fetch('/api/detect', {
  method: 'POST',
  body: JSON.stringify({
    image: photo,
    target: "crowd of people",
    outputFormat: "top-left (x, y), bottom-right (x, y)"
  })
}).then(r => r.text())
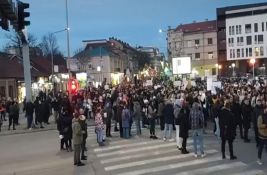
top-left (1, 77), bottom-right (267, 166)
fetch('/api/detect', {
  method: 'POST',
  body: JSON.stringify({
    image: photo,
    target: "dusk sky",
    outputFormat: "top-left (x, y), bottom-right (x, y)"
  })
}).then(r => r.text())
top-left (0, 0), bottom-right (266, 56)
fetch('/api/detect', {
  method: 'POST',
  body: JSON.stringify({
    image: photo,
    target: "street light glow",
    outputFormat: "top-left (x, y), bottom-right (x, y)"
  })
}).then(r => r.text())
top-left (250, 58), bottom-right (256, 64)
top-left (159, 29), bottom-right (163, 33)
top-left (231, 63), bottom-right (235, 68)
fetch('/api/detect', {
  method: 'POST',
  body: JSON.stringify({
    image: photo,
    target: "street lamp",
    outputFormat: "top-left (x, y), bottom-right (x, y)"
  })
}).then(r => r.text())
top-left (250, 58), bottom-right (256, 79)
top-left (231, 63), bottom-right (235, 77)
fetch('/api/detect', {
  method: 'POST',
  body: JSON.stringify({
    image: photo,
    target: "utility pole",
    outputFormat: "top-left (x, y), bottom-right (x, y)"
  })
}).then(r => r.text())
top-left (20, 31), bottom-right (32, 102)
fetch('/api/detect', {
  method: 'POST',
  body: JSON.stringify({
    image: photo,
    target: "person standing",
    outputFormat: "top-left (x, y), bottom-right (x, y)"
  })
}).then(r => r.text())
top-left (148, 100), bottom-right (157, 139)
top-left (178, 104), bottom-right (190, 154)
top-left (8, 101), bottom-right (16, 130)
top-left (117, 101), bottom-right (124, 138)
top-left (133, 98), bottom-right (142, 136)
top-left (231, 96), bottom-right (243, 139)
top-left (95, 106), bottom-right (105, 146)
top-left (174, 100), bottom-right (182, 149)
top-left (34, 97), bottom-right (44, 128)
top-left (241, 98), bottom-right (252, 142)
top-left (253, 99), bottom-right (264, 147)
top-left (122, 102), bottom-right (131, 139)
top-left (52, 96), bottom-right (60, 123)
top-left (157, 98), bottom-right (165, 131)
top-left (257, 106), bottom-right (267, 165)
top-left (79, 109), bottom-right (88, 160)
top-left (25, 100), bottom-right (35, 130)
top-left (219, 100), bottom-right (237, 160)
top-left (104, 101), bottom-right (113, 137)
top-left (190, 102), bottom-right (205, 158)
top-left (163, 100), bottom-right (174, 141)
top-left (72, 113), bottom-right (85, 166)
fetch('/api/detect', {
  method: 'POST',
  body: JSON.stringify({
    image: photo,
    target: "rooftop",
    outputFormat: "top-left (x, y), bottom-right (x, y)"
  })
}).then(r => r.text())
top-left (174, 20), bottom-right (217, 33)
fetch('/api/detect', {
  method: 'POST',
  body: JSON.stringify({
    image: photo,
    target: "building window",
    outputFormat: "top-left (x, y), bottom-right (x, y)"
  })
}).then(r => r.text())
top-left (0, 86), bottom-right (5, 97)
top-left (255, 35), bottom-right (258, 44)
top-left (254, 23), bottom-right (258, 32)
top-left (195, 39), bottom-right (200, 45)
top-left (237, 37), bottom-right (243, 46)
top-left (208, 52), bottom-right (213, 59)
top-left (245, 24), bottom-right (251, 33)
top-left (262, 22), bottom-right (265, 32)
top-left (229, 26), bottom-right (232, 35)
top-left (195, 53), bottom-right (200, 59)
top-left (8, 85), bottom-right (13, 99)
top-left (187, 53), bottom-right (192, 58)
top-left (249, 48), bottom-right (252, 57)
top-left (233, 49), bottom-right (235, 58)
top-left (232, 26), bottom-right (235, 35)
top-left (246, 48), bottom-right (248, 57)
top-left (236, 25), bottom-right (239, 34)
top-left (255, 47), bottom-right (260, 57)
top-left (246, 36), bottom-right (252, 45)
top-left (239, 25), bottom-right (242, 34)
top-left (186, 40), bottom-right (192, 47)
top-left (230, 49), bottom-right (233, 58)
top-left (237, 49), bottom-right (240, 58)
top-left (208, 38), bottom-right (213, 45)
top-left (260, 46), bottom-right (264, 56)
top-left (258, 35), bottom-right (264, 44)
top-left (241, 48), bottom-right (244, 57)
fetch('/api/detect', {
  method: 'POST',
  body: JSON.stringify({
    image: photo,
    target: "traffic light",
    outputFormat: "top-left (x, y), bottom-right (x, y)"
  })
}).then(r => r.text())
top-left (17, 1), bottom-right (30, 31)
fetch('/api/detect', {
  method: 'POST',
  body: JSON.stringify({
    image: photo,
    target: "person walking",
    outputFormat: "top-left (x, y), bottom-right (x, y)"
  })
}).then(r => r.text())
top-left (72, 113), bottom-right (85, 166)
top-left (25, 100), bottom-right (35, 130)
top-left (257, 106), bottom-right (267, 165)
top-left (133, 98), bottom-right (142, 136)
top-left (163, 99), bottom-right (174, 141)
top-left (104, 101), bottom-right (113, 137)
top-left (122, 102), bottom-right (131, 139)
top-left (219, 100), bottom-right (237, 160)
top-left (190, 102), bottom-right (205, 158)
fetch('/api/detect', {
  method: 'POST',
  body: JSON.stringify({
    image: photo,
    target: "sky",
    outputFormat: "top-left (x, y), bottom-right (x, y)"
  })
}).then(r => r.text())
top-left (0, 0), bottom-right (266, 56)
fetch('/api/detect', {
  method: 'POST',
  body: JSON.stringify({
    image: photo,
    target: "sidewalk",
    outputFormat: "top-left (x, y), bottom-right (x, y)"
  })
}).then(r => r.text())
top-left (0, 112), bottom-right (95, 136)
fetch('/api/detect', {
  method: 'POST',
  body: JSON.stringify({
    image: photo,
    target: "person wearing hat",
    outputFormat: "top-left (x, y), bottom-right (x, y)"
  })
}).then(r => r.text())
top-left (79, 108), bottom-right (88, 160)
top-left (219, 100), bottom-right (237, 160)
top-left (72, 110), bottom-right (85, 166)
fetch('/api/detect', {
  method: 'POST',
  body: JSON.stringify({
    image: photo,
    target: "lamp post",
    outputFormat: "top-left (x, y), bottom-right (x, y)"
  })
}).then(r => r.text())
top-left (231, 63), bottom-right (235, 77)
top-left (50, 28), bottom-right (69, 93)
top-left (215, 63), bottom-right (219, 77)
top-left (250, 58), bottom-right (256, 79)
top-left (65, 0), bottom-right (70, 61)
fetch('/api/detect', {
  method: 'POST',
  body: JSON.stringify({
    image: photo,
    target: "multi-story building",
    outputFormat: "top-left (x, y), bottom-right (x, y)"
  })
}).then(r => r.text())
top-left (217, 2), bottom-right (267, 76)
top-left (74, 38), bottom-right (139, 86)
top-left (168, 20), bottom-right (218, 77)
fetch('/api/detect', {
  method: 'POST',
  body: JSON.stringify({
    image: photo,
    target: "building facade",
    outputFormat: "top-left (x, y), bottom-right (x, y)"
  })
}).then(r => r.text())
top-left (75, 38), bottom-right (139, 86)
top-left (217, 2), bottom-right (267, 76)
top-left (168, 20), bottom-right (218, 77)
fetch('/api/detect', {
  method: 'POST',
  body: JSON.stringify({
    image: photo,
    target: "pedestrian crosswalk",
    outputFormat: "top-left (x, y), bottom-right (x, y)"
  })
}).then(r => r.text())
top-left (90, 134), bottom-right (265, 175)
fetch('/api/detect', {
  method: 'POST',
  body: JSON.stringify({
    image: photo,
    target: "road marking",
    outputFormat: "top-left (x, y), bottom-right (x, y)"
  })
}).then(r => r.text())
top-left (231, 170), bottom-right (265, 175)
top-left (174, 162), bottom-right (246, 175)
top-left (97, 142), bottom-right (177, 157)
top-left (116, 155), bottom-right (222, 175)
top-left (104, 149), bottom-right (218, 171)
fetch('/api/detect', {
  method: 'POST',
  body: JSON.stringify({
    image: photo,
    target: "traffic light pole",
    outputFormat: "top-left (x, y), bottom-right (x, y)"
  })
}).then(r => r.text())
top-left (20, 32), bottom-right (32, 102)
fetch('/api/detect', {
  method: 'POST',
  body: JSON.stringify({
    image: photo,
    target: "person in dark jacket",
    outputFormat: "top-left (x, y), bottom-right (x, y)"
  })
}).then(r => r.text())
top-left (57, 107), bottom-right (73, 151)
top-left (104, 100), bottom-right (113, 137)
top-left (34, 97), bottom-right (44, 128)
top-left (219, 100), bottom-right (237, 160)
top-left (25, 101), bottom-right (35, 130)
top-left (178, 105), bottom-right (190, 154)
top-left (117, 101), bottom-right (124, 138)
top-left (163, 100), bottom-right (174, 141)
top-left (122, 102), bottom-right (131, 139)
top-left (253, 99), bottom-right (264, 147)
top-left (79, 109), bottom-right (87, 160)
top-left (231, 96), bottom-right (243, 139)
top-left (241, 98), bottom-right (252, 142)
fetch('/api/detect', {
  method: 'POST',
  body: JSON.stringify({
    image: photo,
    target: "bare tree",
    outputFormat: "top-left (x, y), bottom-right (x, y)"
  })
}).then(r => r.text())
top-left (4, 31), bottom-right (37, 56)
top-left (39, 33), bottom-right (61, 57)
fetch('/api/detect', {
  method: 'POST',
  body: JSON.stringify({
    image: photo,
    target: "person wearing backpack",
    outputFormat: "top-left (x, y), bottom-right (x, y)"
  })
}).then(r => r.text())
top-left (190, 102), bottom-right (205, 158)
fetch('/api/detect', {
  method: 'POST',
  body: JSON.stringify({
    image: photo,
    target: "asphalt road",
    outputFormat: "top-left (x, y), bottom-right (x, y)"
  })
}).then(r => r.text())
top-left (0, 125), bottom-right (267, 175)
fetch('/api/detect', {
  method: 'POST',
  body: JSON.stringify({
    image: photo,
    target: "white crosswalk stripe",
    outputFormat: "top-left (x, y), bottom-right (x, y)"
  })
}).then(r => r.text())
top-left (91, 136), bottom-right (265, 175)
top-left (104, 149), bottom-right (218, 171)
